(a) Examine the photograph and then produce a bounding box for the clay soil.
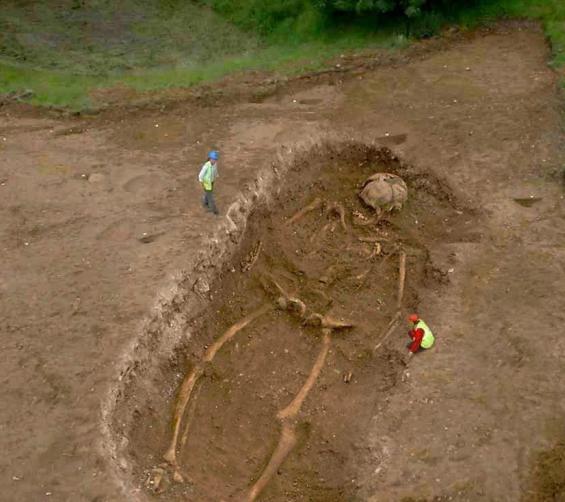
[1,21,565,502]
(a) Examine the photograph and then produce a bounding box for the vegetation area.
[0,0,563,109]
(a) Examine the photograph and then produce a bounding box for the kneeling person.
[406,313,435,360]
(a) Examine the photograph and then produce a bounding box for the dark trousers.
[202,189,218,214]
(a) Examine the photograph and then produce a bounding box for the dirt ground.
[123,146,473,501]
[1,21,564,502]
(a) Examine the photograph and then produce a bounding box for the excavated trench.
[107,142,475,501]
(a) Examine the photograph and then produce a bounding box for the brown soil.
[527,438,565,502]
[1,20,564,502]
[122,145,471,501]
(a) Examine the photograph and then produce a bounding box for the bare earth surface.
[0,22,564,502]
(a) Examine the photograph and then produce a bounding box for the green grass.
[0,1,407,110]
[0,0,564,110]
[453,0,565,67]
[0,0,260,74]
[0,34,407,109]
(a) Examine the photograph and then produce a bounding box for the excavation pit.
[111,143,474,501]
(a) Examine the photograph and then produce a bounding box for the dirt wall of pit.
[101,137,468,500]
[100,137,370,499]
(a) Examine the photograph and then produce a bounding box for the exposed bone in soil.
[122,144,473,501]
[163,305,272,480]
[248,329,333,502]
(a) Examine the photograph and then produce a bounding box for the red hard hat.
[408,314,419,323]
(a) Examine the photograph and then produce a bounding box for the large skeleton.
[160,176,409,498]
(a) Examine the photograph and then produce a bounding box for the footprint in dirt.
[122,174,173,197]
[97,220,134,241]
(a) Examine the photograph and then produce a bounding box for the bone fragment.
[353,215,378,227]
[259,274,292,300]
[287,298,307,318]
[328,202,347,231]
[146,467,170,494]
[242,241,262,273]
[367,242,382,260]
[304,313,354,330]
[355,249,395,291]
[286,197,323,225]
[309,222,332,243]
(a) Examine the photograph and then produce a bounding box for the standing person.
[198,150,220,215]
[406,313,435,361]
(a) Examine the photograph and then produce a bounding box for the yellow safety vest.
[199,161,215,191]
[415,319,435,349]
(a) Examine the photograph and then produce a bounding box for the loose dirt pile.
[121,145,472,501]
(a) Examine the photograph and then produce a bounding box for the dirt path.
[0,22,563,501]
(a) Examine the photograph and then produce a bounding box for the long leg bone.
[247,423,297,502]
[246,329,332,502]
[163,305,271,475]
[278,330,331,420]
[397,251,407,309]
[180,382,203,449]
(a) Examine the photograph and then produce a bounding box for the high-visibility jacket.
[198,161,218,191]
[415,319,435,349]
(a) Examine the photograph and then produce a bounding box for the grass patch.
[0,0,259,74]
[0,9,407,110]
[0,0,564,109]
[0,62,101,109]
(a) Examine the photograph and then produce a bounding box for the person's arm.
[407,328,424,353]
[198,163,208,183]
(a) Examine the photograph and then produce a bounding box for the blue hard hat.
[208,150,219,160]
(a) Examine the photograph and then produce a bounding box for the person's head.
[208,150,219,164]
[408,314,419,324]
